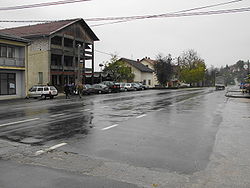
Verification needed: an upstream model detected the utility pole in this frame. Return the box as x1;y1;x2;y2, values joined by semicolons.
77;44;81;84
248;60;250;75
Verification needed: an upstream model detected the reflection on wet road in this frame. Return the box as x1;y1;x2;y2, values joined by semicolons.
0;88;225;174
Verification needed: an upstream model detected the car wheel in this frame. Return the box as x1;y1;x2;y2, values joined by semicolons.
41;95;46;100
98;90;102;94
50;95;54;99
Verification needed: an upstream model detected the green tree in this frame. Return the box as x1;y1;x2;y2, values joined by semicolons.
154;54;173;86
179;50;206;86
103;55;135;82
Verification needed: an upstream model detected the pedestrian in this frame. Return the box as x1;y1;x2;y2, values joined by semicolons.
64;84;70;99
69;83;75;95
76;82;84;98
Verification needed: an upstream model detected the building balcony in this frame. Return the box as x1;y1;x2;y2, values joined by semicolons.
0;58;25;68
64;66;75;71
51;44;62;50
50;65;63;70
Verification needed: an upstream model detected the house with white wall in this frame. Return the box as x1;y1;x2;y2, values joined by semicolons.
140;57;159;87
119;58;154;87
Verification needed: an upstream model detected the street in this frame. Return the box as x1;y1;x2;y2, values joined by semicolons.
1;88;250;188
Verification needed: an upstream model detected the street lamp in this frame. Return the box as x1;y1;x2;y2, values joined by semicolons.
99;63;104;83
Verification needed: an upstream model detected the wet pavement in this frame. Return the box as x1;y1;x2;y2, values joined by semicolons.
1;87;250;187
0;160;140;188
1;88;219;172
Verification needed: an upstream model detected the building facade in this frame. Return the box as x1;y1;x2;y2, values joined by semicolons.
1;19;99;92
0;33;29;99
119;58;154;87
140;57;159;87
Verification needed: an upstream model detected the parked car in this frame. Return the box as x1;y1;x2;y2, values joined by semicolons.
27;85;58;99
119;83;126;92
92;84;109;94
82;84;94;95
137;83;148;90
132;83;145;91
100;81;120;93
123;83;136;91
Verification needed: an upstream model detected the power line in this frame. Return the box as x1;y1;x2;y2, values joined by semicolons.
0;0;248;26
90;6;250;27
1;7;249;25
87;0;243;21
0;0;91;11
95;50;115;56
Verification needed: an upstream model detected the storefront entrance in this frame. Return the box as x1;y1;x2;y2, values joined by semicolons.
0;73;16;95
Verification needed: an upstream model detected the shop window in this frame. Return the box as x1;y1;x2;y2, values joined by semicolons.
0;73;16;95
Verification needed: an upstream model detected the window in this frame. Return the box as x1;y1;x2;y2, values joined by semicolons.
8;47;14;58
148;80;151;85
44;87;49;91
30;87;37;92
0;46;7;57
0;73;16;95
38;72;43;84
37;88;43;91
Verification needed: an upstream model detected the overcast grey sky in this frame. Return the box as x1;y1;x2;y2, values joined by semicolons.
0;0;250;70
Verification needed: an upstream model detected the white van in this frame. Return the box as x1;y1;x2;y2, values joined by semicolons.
27;85;58;99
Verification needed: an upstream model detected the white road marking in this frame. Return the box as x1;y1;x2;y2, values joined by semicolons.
50;113;65;117
0;118;40;128
102;106;109;108
156;108;163;112
81;109;91;112
136;114;147;119
48;142;67;150
102;124;119;131
35;142;67;156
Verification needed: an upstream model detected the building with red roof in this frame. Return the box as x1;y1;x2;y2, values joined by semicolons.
0;18;99;91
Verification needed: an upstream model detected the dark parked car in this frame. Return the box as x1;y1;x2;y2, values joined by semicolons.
92;84;109;94
82;84;94;95
132;83;143;91
100;81;120;93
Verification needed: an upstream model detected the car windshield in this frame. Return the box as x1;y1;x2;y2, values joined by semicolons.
29;87;37;92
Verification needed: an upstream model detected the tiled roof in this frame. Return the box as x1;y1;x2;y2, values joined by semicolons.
0;18;99;41
120;58;154;73
0;32;30;43
141;58;157;65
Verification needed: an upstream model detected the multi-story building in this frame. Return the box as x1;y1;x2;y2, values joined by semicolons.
0;18;99;91
0;32;29;99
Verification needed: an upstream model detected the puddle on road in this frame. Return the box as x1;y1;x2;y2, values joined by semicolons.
0;115;92;146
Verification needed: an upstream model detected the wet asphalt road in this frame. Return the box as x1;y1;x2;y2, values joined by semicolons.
0;160;139;188
0;88;226;175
